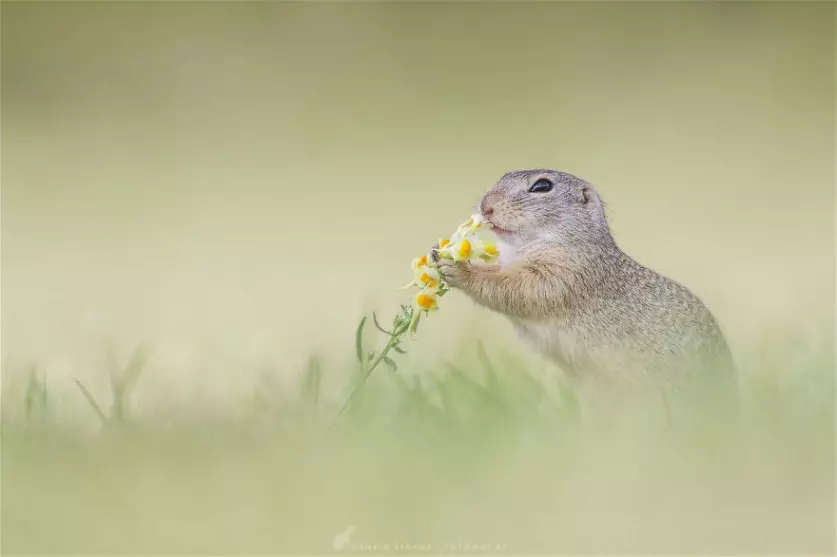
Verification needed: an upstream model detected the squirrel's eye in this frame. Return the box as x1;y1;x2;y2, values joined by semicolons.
528;178;554;193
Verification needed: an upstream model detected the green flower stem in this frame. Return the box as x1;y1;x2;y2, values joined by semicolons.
328;317;410;429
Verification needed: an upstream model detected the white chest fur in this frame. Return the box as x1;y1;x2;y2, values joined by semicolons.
495;237;521;270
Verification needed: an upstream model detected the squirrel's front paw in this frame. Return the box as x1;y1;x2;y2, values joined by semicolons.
437;259;471;289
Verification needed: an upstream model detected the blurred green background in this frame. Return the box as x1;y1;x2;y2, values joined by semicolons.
1;2;835;554
3;2;834;392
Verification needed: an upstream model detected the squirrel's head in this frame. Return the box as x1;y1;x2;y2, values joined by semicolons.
479;169;612;248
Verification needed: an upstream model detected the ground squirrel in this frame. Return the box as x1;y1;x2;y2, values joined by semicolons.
435;169;735;392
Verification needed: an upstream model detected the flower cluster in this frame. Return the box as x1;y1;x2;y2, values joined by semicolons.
405;213;500;326
333;213;502;426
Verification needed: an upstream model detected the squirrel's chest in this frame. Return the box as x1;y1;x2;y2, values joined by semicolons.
495;237;522;269
510;317;588;369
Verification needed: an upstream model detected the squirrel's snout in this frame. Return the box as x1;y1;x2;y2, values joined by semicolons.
479;198;494;218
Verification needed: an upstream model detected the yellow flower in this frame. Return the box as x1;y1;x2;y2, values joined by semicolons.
411;254;431;273
447;214;493;248
405;254;441;291
469;231;500;262
416;290;438;311
438;216;500;263
454;238;472;261
438;238;470;262
458;213;491;234
403;213;501;318
418;267;440;290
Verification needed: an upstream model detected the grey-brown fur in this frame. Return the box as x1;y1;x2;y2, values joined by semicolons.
436;169;735;391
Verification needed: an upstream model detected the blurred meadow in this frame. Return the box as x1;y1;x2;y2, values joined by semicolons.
1;1;835;555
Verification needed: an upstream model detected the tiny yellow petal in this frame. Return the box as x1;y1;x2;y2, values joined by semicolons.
439;239;451;248
420;273;438;289
458;239;471;259
416;292;437;310
484;245;498;256
417;254;428;267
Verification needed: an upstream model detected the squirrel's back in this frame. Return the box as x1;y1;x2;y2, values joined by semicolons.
508;249;734;387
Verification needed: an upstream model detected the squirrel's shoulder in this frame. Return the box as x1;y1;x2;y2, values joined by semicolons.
607;256;720;321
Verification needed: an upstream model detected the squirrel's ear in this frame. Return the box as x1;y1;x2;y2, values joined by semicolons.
579;185;596;204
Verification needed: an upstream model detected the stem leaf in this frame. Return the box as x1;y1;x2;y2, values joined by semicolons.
355;316;367;364
372;311;394;335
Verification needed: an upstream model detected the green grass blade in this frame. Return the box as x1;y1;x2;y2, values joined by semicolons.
73;380;108;424
24;367;39;420
301;356;322;408
476;340;499;389
122;344;151;393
